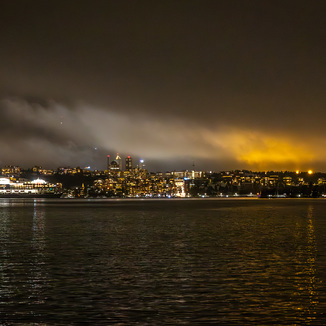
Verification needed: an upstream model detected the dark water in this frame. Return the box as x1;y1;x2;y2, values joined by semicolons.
1;198;326;325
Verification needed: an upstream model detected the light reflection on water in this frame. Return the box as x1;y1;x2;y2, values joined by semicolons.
290;205;319;323
0;198;326;324
29;203;47;306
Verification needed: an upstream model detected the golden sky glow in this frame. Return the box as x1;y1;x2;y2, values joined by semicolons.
204;129;316;170
237;137;314;166
234;137;315;170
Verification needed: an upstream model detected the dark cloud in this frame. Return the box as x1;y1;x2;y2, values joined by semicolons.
0;1;326;171
0;98;101;168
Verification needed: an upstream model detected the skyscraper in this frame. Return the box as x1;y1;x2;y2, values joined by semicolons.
139;159;145;170
115;153;122;170
125;156;132;171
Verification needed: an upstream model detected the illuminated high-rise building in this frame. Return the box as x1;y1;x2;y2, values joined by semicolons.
115;153;122;170
139;159;145;170
107;153;122;173
125;156;132;171
109;160;120;172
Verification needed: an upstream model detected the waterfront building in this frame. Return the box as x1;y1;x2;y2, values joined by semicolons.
283;176;293;186
174;178;186;197
0;177;62;197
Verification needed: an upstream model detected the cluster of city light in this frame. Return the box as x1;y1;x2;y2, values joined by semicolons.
31;178;47;184
296;170;314;174
0;178;49;185
0;177;11;185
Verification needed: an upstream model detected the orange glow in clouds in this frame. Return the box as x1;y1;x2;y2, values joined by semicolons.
215;130;315;170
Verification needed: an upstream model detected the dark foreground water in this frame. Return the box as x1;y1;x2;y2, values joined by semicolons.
1;198;326;325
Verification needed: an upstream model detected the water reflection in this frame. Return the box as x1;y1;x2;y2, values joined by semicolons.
1;199;326;324
29;201;47;305
292;205;319;323
0;200;48;322
0;205;12;300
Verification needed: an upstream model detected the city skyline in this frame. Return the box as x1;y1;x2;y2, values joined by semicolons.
1;1;326;172
0;154;318;175
1;160;325;199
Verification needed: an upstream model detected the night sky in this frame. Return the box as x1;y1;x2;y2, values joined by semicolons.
1;1;326;171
